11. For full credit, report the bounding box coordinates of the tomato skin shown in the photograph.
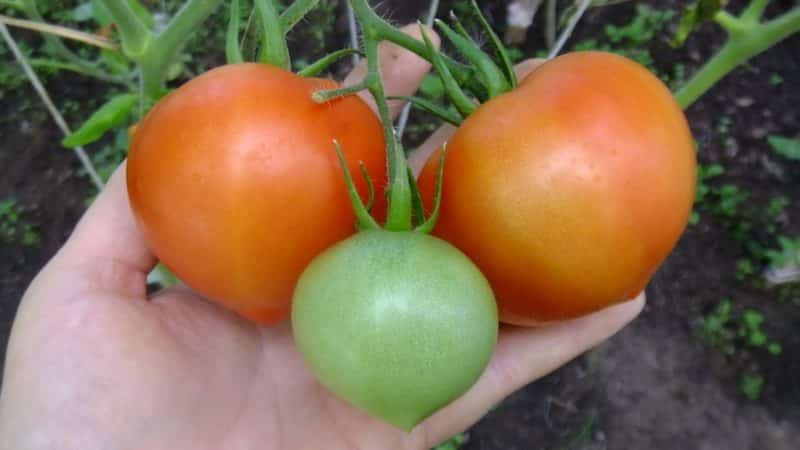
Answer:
[418,51,696,325]
[127,63,386,324]
[292,230,497,430]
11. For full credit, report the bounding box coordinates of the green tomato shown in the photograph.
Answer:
[292,230,498,431]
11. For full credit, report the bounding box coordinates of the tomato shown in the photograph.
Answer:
[127,63,386,324]
[292,230,497,430]
[418,51,696,325]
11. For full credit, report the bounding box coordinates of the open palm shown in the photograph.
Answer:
[0,28,642,450]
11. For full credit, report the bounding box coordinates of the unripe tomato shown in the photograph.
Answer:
[292,230,498,430]
[418,52,696,325]
[127,64,386,324]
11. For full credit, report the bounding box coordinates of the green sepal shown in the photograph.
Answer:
[419,24,476,117]
[435,18,510,98]
[415,145,447,234]
[468,0,517,87]
[333,141,380,231]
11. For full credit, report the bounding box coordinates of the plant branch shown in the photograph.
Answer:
[741,0,770,23]
[714,10,748,35]
[675,7,800,109]
[17,0,119,82]
[0,15,118,50]
[99,0,151,56]
[139,0,223,98]
[0,22,104,191]
[548,0,591,58]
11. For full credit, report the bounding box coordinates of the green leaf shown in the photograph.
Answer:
[768,135,800,160]
[62,94,138,148]
[672,0,724,48]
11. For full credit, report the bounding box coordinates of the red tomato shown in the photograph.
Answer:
[127,63,386,324]
[418,52,696,325]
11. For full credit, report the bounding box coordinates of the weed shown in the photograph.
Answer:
[690,162,725,225]
[570,4,677,82]
[740,373,764,400]
[0,198,40,247]
[768,135,800,161]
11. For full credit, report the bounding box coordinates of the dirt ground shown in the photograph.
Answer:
[1,1,798,449]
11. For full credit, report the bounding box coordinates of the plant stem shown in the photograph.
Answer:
[255,0,290,68]
[99,0,152,56]
[0,23,104,191]
[714,11,748,35]
[741,0,770,23]
[280,0,321,33]
[362,38,411,231]
[139,0,223,98]
[548,0,591,59]
[348,0,472,85]
[675,7,800,109]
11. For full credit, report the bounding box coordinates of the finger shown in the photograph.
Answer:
[53,162,156,298]
[346,24,439,119]
[422,293,645,445]
[407,58,547,175]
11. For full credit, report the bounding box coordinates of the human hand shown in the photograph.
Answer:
[0,29,643,450]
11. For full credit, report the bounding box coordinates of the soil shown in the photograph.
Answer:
[1,1,798,449]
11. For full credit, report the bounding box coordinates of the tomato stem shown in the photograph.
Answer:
[675,5,800,109]
[298,49,362,77]
[254,0,291,69]
[226,0,244,64]
[280,0,322,33]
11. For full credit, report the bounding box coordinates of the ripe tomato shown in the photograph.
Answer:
[418,52,696,325]
[127,63,386,324]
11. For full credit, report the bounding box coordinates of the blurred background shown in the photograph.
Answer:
[0,1,798,449]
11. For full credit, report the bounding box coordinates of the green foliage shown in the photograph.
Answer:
[769,73,784,85]
[764,236,800,268]
[570,4,684,86]
[740,373,764,400]
[700,300,782,358]
[691,162,725,225]
[432,433,467,450]
[768,135,800,161]
[0,198,40,246]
